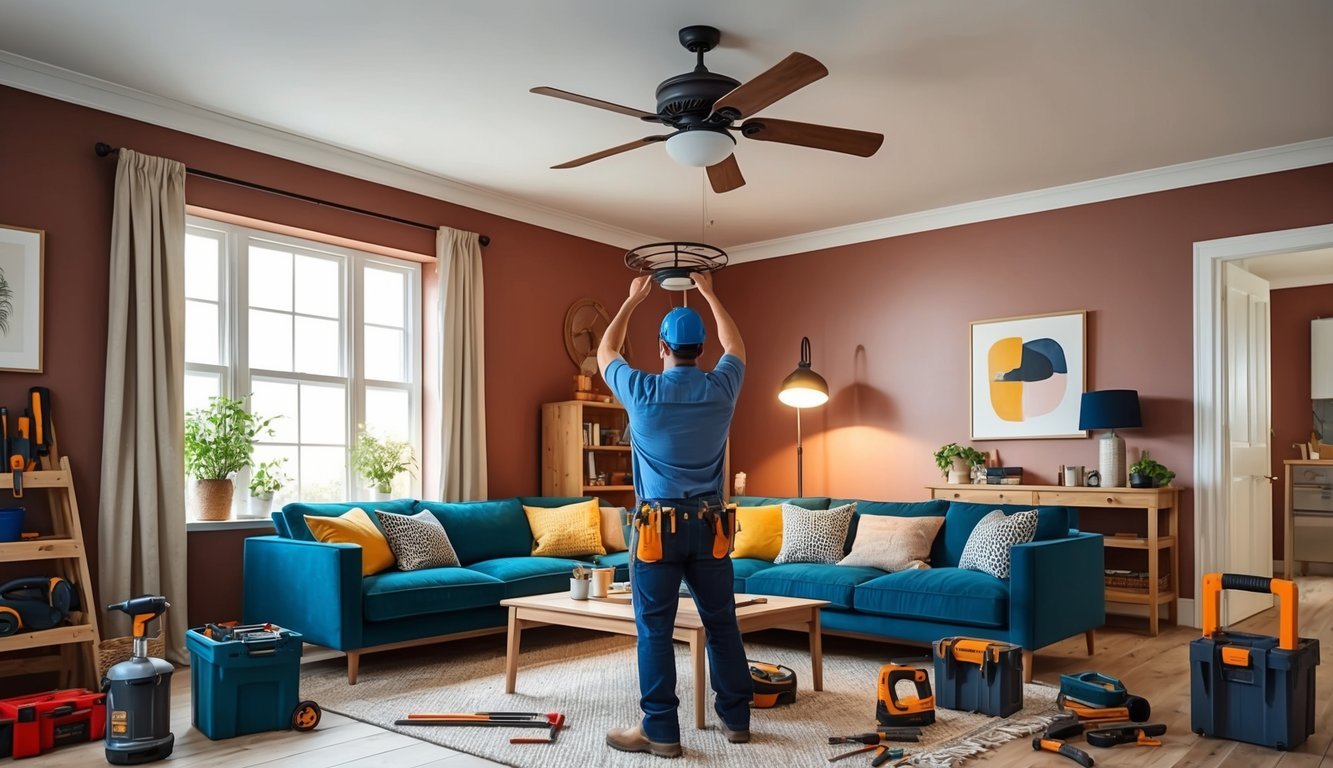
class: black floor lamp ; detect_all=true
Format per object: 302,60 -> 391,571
778,337 -> 829,497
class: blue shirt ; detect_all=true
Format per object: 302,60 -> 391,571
604,355 -> 744,500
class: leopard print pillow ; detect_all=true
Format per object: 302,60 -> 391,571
375,510 -> 461,571
774,503 -> 856,565
958,509 -> 1037,579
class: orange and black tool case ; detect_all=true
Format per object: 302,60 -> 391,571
1190,573 -> 1318,751
934,637 -> 1024,717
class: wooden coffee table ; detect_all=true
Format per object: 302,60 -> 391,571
499,592 -> 827,729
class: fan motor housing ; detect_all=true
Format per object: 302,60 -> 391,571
655,70 -> 740,125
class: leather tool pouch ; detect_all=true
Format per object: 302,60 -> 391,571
634,503 -> 664,563
709,503 -> 738,559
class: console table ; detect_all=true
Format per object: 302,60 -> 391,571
926,484 -> 1180,635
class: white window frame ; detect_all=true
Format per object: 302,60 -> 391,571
185,215 -> 423,508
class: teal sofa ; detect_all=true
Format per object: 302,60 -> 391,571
243,496 -> 631,683
730,496 -> 1105,680
243,494 -> 1104,684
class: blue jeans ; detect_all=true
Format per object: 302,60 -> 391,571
630,500 -> 752,743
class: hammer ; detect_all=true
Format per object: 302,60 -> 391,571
510,712 -> 566,744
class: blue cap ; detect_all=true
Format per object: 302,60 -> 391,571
660,307 -> 706,347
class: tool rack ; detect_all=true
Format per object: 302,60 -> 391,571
0,426 -> 100,690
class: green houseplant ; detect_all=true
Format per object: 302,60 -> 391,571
1129,452 -> 1175,488
350,432 -> 415,499
246,458 -> 290,518
934,442 -> 986,484
184,395 -> 275,521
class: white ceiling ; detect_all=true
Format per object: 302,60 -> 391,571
1246,248 -> 1333,290
2,0 -> 1331,252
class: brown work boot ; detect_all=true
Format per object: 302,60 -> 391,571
606,724 -> 683,758
718,722 -> 751,743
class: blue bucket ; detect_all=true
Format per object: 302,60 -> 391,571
0,507 -> 22,542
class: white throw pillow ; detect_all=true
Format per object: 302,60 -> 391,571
774,503 -> 856,565
838,515 -> 945,571
958,509 -> 1037,579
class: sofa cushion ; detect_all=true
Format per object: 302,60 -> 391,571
730,496 -> 831,510
467,557 -> 585,598
523,499 -> 605,557
415,499 -> 532,565
304,508 -> 396,576
600,507 -> 629,552
577,550 -> 630,577
839,514 -> 945,572
362,567 -> 504,621
375,509 -> 460,571
744,563 -> 885,610
732,505 -> 783,560
854,568 -> 1009,628
959,510 -> 1038,579
279,499 -> 417,541
933,502 -> 1072,567
775,503 -> 856,564
731,558 -> 778,592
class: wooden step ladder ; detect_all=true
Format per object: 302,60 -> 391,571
0,429 -> 100,690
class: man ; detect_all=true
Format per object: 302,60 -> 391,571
598,271 -> 751,758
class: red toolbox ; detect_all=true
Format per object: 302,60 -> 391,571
0,688 -> 106,759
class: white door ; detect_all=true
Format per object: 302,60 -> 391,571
1223,263 -> 1273,623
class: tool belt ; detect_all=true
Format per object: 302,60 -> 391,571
631,498 -> 737,564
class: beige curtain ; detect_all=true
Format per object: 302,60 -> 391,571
97,149 -> 189,663
436,227 -> 487,501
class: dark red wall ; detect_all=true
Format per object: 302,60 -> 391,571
721,164 -> 1333,599
0,85 -> 640,627
1271,283 -> 1333,558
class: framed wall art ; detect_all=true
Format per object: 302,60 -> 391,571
970,310 -> 1086,440
0,224 -> 44,373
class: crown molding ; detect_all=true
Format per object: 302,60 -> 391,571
0,51 -> 651,250
729,137 -> 1333,264
4,50 -> 1330,263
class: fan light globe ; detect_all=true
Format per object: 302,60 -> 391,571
665,129 -> 735,167
660,275 -> 696,291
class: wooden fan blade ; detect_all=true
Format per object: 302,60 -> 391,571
741,118 -> 884,157
710,53 -> 828,120
551,135 -> 668,169
531,87 -> 657,119
707,155 -> 745,193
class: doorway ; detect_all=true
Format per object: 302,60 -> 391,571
1193,223 -> 1333,628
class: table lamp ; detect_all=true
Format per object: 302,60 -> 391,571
778,337 -> 829,497
1078,389 -> 1142,488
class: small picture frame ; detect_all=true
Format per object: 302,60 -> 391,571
0,224 -> 44,373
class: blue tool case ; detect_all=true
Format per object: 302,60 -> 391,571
186,625 -> 305,740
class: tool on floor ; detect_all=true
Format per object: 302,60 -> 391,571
828,743 -> 879,762
1191,572 -> 1319,750
0,688 -> 107,759
870,745 -> 905,766
876,664 -> 935,727
934,636 -> 1024,717
1058,671 -> 1150,722
749,660 -> 797,707
104,595 -> 175,764
1086,722 -> 1167,748
1031,713 -> 1094,767
829,727 -> 922,745
1056,692 -> 1151,723
397,712 -> 567,744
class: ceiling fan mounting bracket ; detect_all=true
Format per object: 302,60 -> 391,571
678,25 -> 720,54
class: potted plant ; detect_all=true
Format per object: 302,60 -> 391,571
1129,452 -> 1175,488
934,442 -> 986,484
184,395 -> 275,521
570,563 -> 591,600
246,458 -> 289,519
350,431 -> 415,501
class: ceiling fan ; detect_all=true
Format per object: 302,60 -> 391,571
531,25 -> 884,193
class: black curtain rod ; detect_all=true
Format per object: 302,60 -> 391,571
94,143 -> 489,247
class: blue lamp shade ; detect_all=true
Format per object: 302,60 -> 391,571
1078,390 -> 1142,431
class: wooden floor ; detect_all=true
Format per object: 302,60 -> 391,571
46,576 -> 1333,766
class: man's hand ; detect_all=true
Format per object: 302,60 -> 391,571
689,271 -> 715,299
626,275 -> 653,307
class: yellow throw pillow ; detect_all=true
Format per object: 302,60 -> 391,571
599,506 -> 629,553
524,499 -> 606,558
731,505 -> 783,561
303,508 -> 396,576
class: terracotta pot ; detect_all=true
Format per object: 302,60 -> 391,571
192,479 -> 234,521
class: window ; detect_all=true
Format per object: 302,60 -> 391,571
184,218 -> 422,510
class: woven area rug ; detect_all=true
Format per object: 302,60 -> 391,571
300,627 -> 1059,767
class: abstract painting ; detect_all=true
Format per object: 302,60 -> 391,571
970,310 -> 1086,439
0,224 -> 44,373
